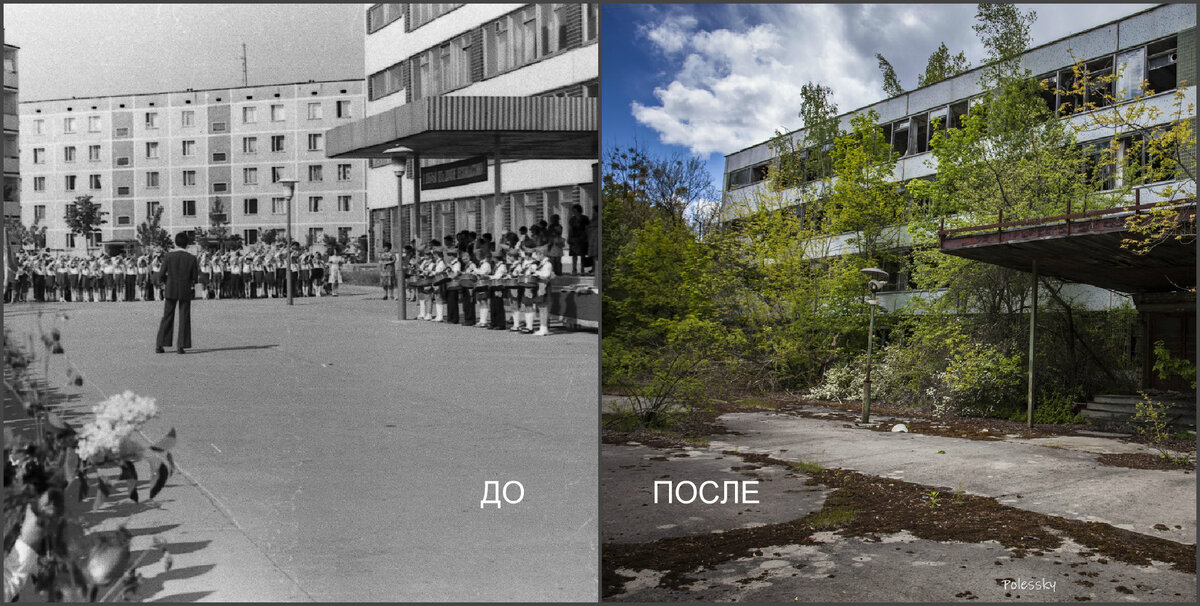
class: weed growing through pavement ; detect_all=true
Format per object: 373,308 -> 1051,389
953,483 -> 965,505
807,506 -> 854,530
792,460 -> 824,474
927,490 -> 940,508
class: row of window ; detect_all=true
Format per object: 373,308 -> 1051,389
368,3 -> 598,101
366,3 -> 460,34
30,133 -> 330,166
32,164 -> 354,193
29,100 -> 354,137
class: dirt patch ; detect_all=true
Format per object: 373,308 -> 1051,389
1096,453 -> 1195,472
602,449 -> 1197,598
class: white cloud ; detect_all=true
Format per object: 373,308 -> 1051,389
631,5 -> 889,156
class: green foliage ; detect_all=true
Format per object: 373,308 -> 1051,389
136,205 -> 172,250
926,490 -> 940,508
792,460 -> 824,474
1130,392 -> 1191,464
876,53 -> 904,97
918,42 -> 971,88
807,506 -> 854,529
1152,340 -> 1197,389
63,195 -> 108,240
1032,388 -> 1085,425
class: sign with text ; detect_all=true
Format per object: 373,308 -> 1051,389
421,156 -> 489,191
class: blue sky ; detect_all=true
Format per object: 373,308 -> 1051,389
602,3 -> 1160,196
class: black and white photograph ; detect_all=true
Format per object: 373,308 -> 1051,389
600,3 -> 1195,602
3,3 -> 599,602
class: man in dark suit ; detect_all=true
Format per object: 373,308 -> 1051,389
155,232 -> 199,354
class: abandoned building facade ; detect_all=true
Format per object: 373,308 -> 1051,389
721,4 -> 1196,405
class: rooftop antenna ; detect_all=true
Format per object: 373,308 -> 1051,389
241,43 -> 248,86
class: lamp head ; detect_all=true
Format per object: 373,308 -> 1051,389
860,267 -> 889,282
278,178 -> 298,197
384,146 -> 413,177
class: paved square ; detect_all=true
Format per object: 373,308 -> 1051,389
4,285 -> 598,602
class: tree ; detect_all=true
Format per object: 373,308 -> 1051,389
768,82 -> 841,193
876,53 -> 905,97
6,218 -> 46,249
973,3 -> 1036,80
136,205 -> 172,251
918,42 -> 971,88
63,195 -> 107,249
826,111 -> 907,263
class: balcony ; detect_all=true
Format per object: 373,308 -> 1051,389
3,68 -> 16,90
3,156 -> 18,175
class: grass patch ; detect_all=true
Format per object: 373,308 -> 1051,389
791,460 -> 824,474
807,506 -> 854,530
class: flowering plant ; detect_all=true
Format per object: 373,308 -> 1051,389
76,391 -> 160,464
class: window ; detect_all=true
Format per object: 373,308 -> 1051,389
145,112 -> 158,129
117,186 -> 131,196
307,133 -> 323,151
243,137 -> 258,154
33,119 -> 44,135
117,215 -> 132,226
415,34 -> 472,99
146,172 -> 160,188
65,233 -> 76,249
307,102 -> 323,120
337,164 -> 351,181
212,182 -> 228,193
336,100 -> 351,118
272,167 -> 285,183
87,232 -> 102,247
584,3 -> 598,42
182,199 -> 196,217
182,140 -> 196,156
539,3 -> 569,56
308,165 -> 323,182
89,174 -> 101,190
338,195 -> 352,212
368,62 -> 405,101
182,170 -> 197,186
242,106 -> 257,124
33,148 -> 44,164
271,135 -> 285,152
115,127 -> 130,137
272,197 -> 287,214
212,152 -> 227,162
243,167 -> 258,185
366,3 -> 403,33
270,104 -> 285,121
116,156 -> 130,166
308,227 -> 324,242
181,110 -> 195,127
34,205 -> 45,221
146,141 -> 159,159
33,177 -> 45,192
243,198 -> 258,215
63,146 -> 76,163
308,196 -> 321,212
64,175 -> 76,191
1146,36 -> 1177,95
338,226 -> 352,240
63,117 -> 76,134
211,121 -> 227,133
409,3 -> 460,30
88,145 -> 101,162
146,201 -> 161,218
243,229 -> 259,245
88,116 -> 101,132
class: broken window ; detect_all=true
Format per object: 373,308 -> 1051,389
1086,56 -> 1114,109
726,167 -> 752,190
1038,73 -> 1059,114
949,101 -> 969,130
891,119 -> 909,157
1115,48 -> 1145,102
929,108 -> 949,145
1082,140 -> 1116,192
1146,36 -> 1177,95
1058,68 -> 1083,116
880,122 -> 892,148
910,114 -> 929,155
751,163 -> 770,183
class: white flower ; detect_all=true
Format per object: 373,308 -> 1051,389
75,391 -> 158,463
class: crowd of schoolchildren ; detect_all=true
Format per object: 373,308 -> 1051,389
379,204 -> 595,336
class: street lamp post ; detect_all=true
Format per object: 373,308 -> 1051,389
280,178 -> 298,306
385,147 -> 412,321
860,267 -> 890,424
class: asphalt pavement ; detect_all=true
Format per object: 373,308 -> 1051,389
4,285 -> 598,602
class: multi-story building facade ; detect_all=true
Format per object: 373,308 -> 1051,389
19,79 -> 368,252
3,42 -> 18,222
329,3 -> 599,259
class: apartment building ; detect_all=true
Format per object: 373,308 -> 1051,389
328,3 -> 599,259
3,42 -> 18,222
19,79 -> 368,252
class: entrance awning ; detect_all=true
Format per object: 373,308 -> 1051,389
325,96 -> 598,160
938,202 -> 1196,294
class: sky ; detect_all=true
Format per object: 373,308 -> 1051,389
2,4 -> 365,100
601,3 -> 1161,193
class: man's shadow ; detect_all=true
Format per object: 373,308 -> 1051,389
185,345 -> 278,354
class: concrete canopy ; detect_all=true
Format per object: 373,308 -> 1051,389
938,203 -> 1196,294
325,96 -> 597,161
